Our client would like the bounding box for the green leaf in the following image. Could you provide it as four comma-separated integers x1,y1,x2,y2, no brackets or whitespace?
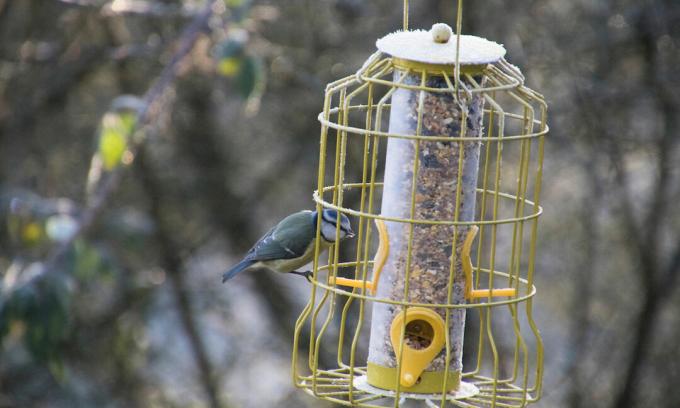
0,276,72,372
71,240,111,281
118,111,137,134
236,56,263,98
48,358,66,382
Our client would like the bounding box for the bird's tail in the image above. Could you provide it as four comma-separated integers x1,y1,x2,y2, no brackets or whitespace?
222,259,255,283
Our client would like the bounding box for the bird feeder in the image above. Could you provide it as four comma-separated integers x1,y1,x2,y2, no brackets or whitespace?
293,2,547,407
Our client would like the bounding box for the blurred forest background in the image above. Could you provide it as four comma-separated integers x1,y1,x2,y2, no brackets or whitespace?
1,0,679,407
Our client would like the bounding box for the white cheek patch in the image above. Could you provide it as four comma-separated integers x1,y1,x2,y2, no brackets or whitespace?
321,223,343,242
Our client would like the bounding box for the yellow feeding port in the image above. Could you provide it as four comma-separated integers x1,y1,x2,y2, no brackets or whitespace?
378,307,449,391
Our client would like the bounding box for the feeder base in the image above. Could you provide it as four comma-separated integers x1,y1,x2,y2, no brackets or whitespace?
296,367,537,407
367,363,460,394
355,375,479,401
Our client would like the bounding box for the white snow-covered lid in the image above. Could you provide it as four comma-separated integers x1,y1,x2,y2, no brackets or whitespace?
376,23,506,66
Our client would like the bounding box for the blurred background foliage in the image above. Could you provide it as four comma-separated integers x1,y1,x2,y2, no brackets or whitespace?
0,0,679,407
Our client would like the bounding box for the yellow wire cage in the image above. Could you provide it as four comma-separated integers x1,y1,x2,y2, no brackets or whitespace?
293,2,547,407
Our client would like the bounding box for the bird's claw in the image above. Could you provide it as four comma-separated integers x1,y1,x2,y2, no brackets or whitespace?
291,270,313,282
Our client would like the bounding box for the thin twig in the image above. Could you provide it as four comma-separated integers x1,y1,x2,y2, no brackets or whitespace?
33,0,221,284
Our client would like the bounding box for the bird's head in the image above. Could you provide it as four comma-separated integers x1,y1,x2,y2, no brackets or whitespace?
317,208,354,242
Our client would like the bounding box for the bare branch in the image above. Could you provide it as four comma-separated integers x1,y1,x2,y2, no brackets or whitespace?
659,239,680,298
637,3,679,273
136,145,225,408
31,0,222,284
608,141,656,289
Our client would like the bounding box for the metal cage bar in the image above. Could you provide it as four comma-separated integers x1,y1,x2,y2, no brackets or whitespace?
292,50,547,408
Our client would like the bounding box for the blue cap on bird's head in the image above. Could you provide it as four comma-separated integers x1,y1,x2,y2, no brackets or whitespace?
317,208,354,242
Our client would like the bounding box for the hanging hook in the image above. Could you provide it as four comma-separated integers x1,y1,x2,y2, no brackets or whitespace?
403,0,409,31
453,0,464,104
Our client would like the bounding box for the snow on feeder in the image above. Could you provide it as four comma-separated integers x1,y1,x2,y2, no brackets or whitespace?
293,2,548,407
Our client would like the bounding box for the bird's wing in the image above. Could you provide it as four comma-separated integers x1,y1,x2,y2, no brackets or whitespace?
245,211,315,261
272,210,316,255
245,227,275,257
242,227,291,261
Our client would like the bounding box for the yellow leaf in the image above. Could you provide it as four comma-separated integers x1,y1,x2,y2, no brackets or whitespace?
218,57,242,77
22,222,43,245
100,129,127,170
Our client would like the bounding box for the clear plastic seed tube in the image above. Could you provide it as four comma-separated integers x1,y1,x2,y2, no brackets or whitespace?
368,68,485,389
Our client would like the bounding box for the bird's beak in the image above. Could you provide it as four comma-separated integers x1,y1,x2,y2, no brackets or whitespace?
347,230,355,238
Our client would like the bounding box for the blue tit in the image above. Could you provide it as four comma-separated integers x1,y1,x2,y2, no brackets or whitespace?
222,209,354,282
